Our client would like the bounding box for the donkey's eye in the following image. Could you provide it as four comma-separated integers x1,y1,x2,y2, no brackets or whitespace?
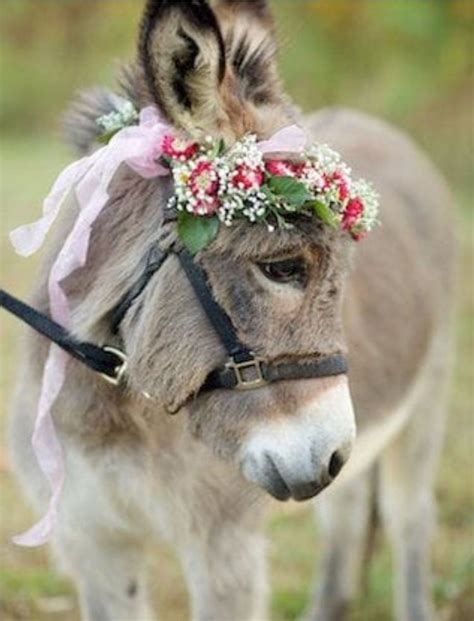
257,258,308,286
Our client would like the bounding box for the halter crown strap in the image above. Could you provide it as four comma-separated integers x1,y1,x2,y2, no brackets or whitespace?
110,245,168,334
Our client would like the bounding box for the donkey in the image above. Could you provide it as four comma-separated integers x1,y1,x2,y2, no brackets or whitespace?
9,1,455,620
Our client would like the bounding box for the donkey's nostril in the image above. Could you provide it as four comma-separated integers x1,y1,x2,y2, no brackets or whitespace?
328,450,345,479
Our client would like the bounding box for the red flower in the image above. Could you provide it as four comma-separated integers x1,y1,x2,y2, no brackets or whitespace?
332,171,350,201
351,231,367,242
189,160,219,195
188,160,220,215
291,162,307,177
192,196,220,216
339,183,350,201
342,198,364,230
162,134,199,160
266,159,297,177
321,171,350,199
322,173,332,190
231,164,265,190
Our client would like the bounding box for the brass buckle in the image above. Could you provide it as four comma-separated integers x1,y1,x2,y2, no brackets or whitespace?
100,346,128,386
226,354,268,391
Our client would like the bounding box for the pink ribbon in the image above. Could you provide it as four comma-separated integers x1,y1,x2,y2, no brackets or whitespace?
10,110,306,546
11,107,171,546
258,124,307,155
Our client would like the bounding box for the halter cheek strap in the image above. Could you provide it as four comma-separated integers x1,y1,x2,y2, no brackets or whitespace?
176,250,252,362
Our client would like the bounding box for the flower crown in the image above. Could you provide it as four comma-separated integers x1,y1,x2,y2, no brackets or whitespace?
98,103,379,253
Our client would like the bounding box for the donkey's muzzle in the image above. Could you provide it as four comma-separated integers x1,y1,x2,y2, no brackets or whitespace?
239,376,356,502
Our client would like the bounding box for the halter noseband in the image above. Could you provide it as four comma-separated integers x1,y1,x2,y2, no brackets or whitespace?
0,245,348,399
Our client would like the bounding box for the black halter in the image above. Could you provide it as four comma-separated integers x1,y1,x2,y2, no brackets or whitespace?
0,245,348,398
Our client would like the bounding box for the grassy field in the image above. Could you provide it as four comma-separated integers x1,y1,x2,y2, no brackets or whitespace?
1,1,473,620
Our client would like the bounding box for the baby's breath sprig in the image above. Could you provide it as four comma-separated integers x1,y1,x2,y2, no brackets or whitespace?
96,99,139,144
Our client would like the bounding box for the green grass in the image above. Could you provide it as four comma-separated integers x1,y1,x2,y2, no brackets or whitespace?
0,569,71,600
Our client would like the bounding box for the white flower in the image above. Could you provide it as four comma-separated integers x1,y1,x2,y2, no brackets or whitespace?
97,100,139,134
351,180,380,230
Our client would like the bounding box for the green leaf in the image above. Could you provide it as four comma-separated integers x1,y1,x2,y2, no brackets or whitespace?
311,200,340,228
218,139,226,155
97,129,119,145
157,155,173,171
267,176,312,208
177,212,220,254
259,184,275,200
272,209,295,230
209,138,226,158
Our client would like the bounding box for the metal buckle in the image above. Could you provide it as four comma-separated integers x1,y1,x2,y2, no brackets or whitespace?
100,346,128,386
226,354,268,391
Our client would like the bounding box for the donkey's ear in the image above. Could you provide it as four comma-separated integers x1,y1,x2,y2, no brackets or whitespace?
139,0,226,131
215,0,281,106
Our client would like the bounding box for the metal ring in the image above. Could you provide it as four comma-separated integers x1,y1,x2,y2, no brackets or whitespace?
100,346,128,386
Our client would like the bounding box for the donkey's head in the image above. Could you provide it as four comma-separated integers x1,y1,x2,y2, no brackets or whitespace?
100,0,356,502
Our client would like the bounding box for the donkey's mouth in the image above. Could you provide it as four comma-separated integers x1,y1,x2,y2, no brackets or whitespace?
242,452,334,502
260,453,292,501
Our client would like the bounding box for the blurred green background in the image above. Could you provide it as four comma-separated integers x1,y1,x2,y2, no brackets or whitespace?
0,1,472,620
